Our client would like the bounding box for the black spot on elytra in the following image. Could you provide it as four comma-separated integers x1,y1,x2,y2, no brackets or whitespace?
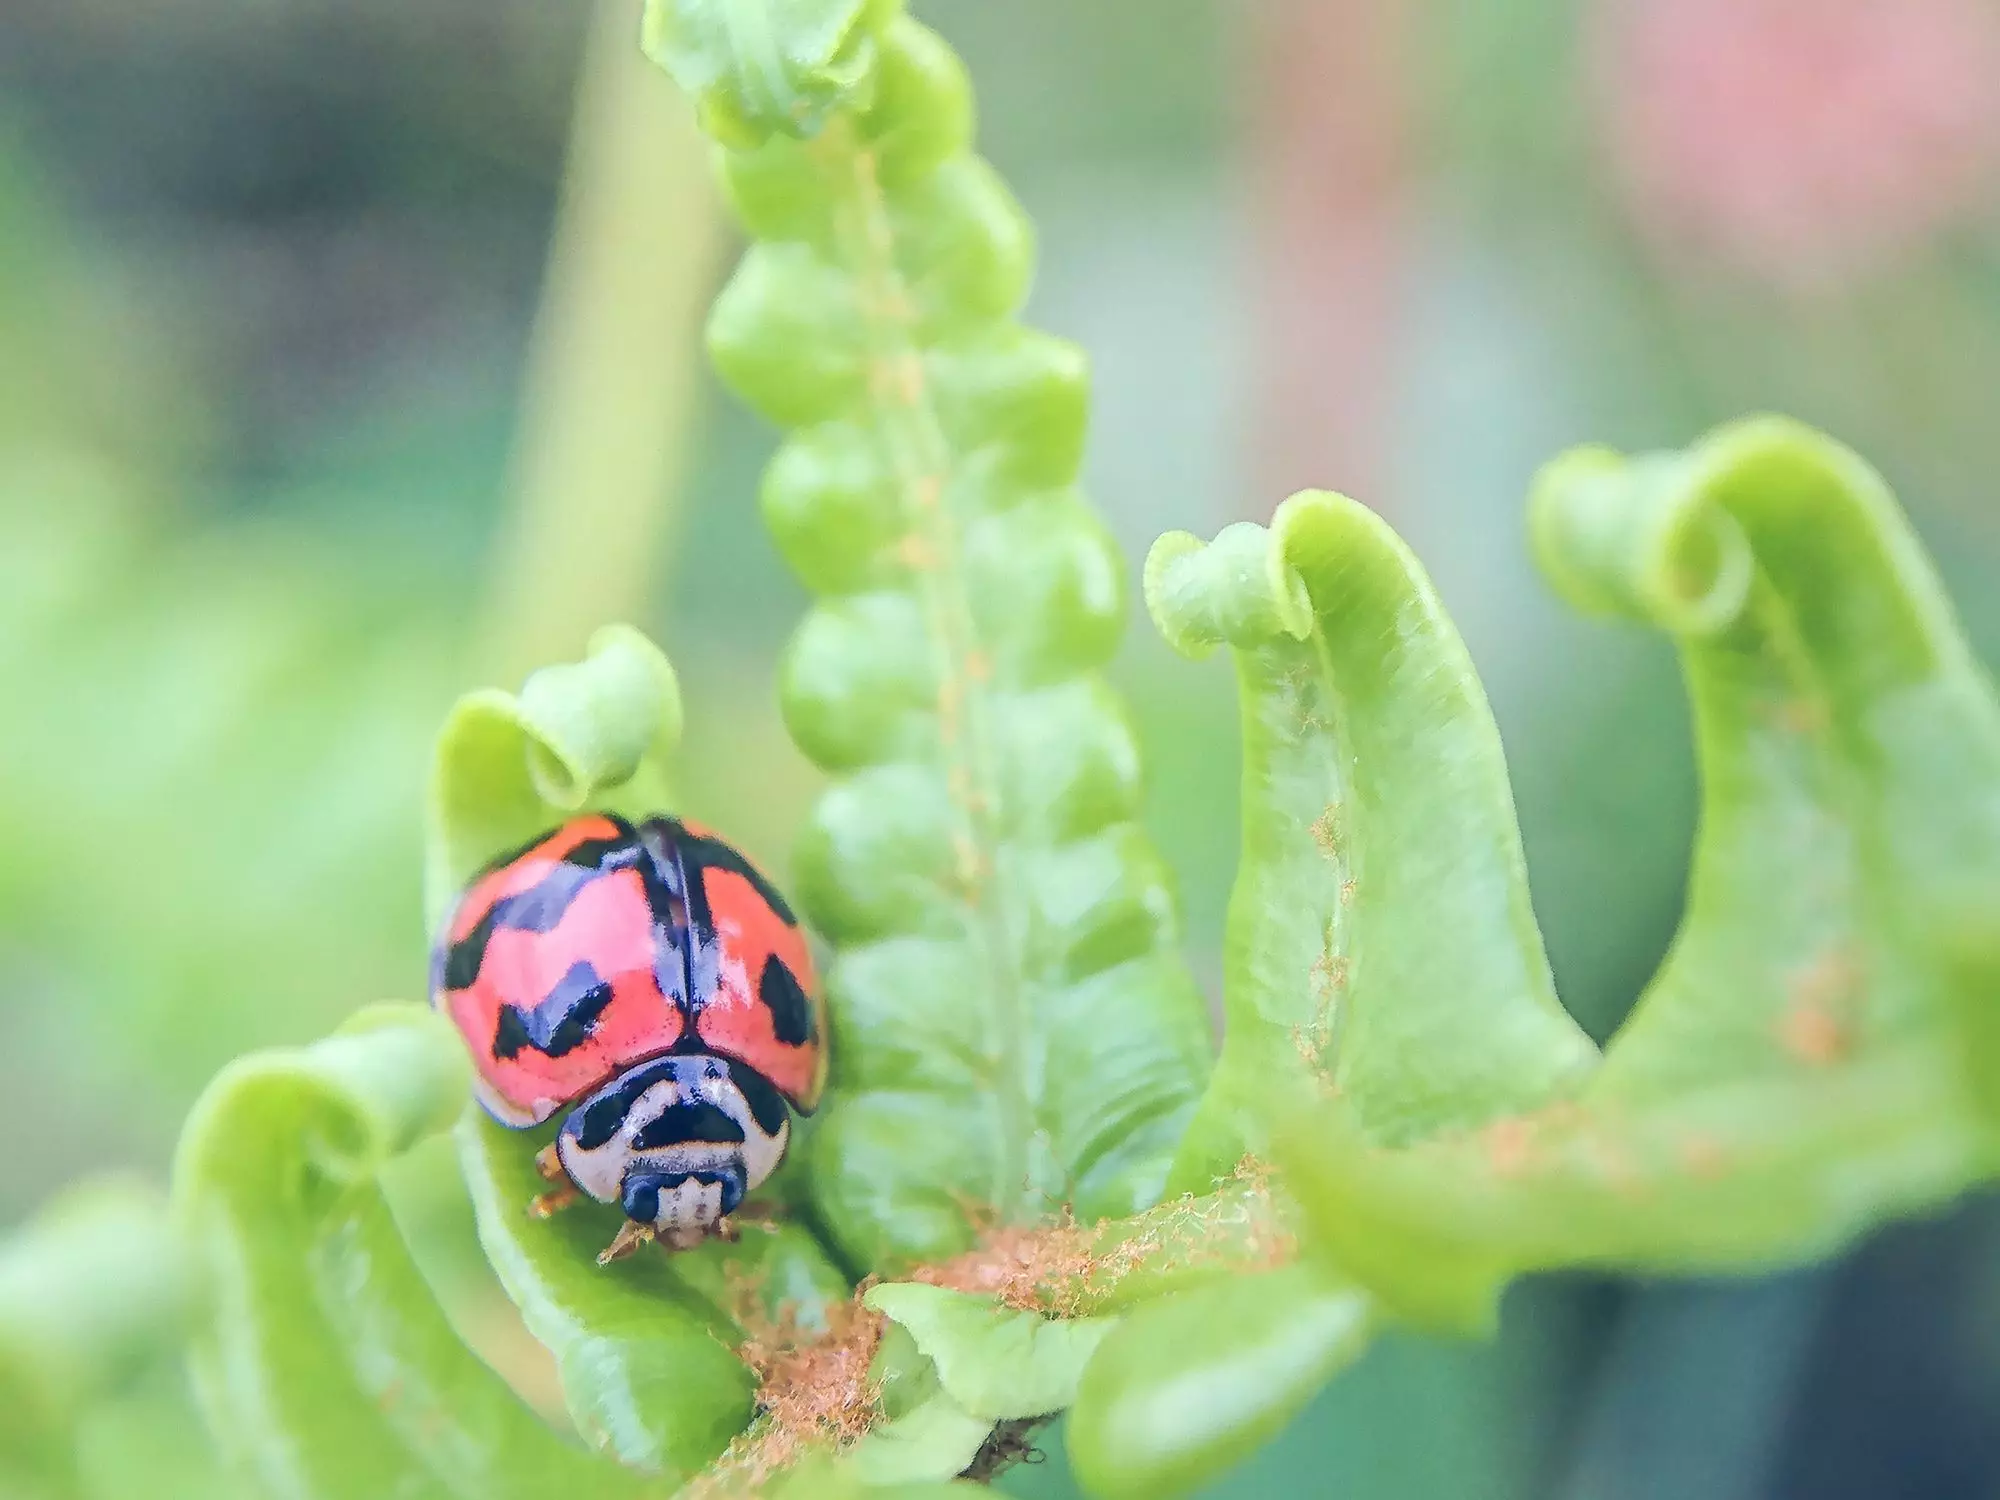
476,816,635,876
759,959,815,1047
442,903,500,993
438,829,642,998
492,963,614,1060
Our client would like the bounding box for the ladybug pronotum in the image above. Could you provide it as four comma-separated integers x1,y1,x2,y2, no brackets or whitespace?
430,814,824,1262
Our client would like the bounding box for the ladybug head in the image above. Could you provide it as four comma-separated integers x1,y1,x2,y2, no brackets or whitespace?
553,1053,791,1236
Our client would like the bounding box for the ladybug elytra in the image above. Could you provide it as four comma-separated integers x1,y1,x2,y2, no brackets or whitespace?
431,813,823,1261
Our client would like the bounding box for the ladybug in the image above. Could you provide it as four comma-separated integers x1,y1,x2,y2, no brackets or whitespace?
431,813,823,1261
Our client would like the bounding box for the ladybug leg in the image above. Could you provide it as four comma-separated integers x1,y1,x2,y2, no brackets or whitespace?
712,1216,742,1244
529,1185,579,1219
597,1221,656,1266
528,1142,581,1217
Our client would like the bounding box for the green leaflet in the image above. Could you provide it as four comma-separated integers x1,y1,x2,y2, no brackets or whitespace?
842,1395,992,1486
864,1284,1113,1422
453,1113,751,1475
841,1282,1116,1486
660,0,1214,1274
0,1181,196,1500
1534,419,2000,1101
456,1109,849,1473
171,1005,650,1500
1066,1265,1374,1500
641,0,891,150
1146,493,1600,1187
1265,419,2000,1327
428,628,851,1475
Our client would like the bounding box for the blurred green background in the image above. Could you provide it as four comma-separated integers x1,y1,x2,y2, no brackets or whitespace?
5,0,2000,1495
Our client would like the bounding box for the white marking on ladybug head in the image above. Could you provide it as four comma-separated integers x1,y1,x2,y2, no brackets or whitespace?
554,1053,788,1236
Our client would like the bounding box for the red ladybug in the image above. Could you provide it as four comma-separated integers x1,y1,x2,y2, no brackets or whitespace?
431,814,823,1259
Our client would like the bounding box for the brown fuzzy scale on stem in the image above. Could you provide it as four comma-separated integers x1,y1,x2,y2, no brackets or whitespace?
691,1165,1295,1491
910,1163,1297,1317
688,1297,890,1498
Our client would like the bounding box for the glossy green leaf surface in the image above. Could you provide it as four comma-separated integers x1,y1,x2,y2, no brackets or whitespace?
1534,420,2000,1105
454,1113,753,1474
1066,1265,1373,1500
842,1394,992,1486
1147,492,1599,1188
659,2,1214,1271
864,1284,1113,1422
1252,419,2000,1326
172,1005,649,1499
456,1105,848,1472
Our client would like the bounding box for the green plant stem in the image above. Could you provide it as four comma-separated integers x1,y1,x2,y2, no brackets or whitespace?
481,0,728,681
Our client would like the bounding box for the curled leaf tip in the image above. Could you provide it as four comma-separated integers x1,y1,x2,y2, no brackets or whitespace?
1160,484,1593,1187
175,1006,469,1201
1530,442,1754,637
1142,509,1316,660
1265,416,2000,1324
517,623,684,807
426,625,683,925
172,1012,643,1500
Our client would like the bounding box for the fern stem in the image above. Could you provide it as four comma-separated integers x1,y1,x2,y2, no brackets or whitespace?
821,120,1036,1222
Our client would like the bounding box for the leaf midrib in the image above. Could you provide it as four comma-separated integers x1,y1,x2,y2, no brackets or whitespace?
820,119,1036,1223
